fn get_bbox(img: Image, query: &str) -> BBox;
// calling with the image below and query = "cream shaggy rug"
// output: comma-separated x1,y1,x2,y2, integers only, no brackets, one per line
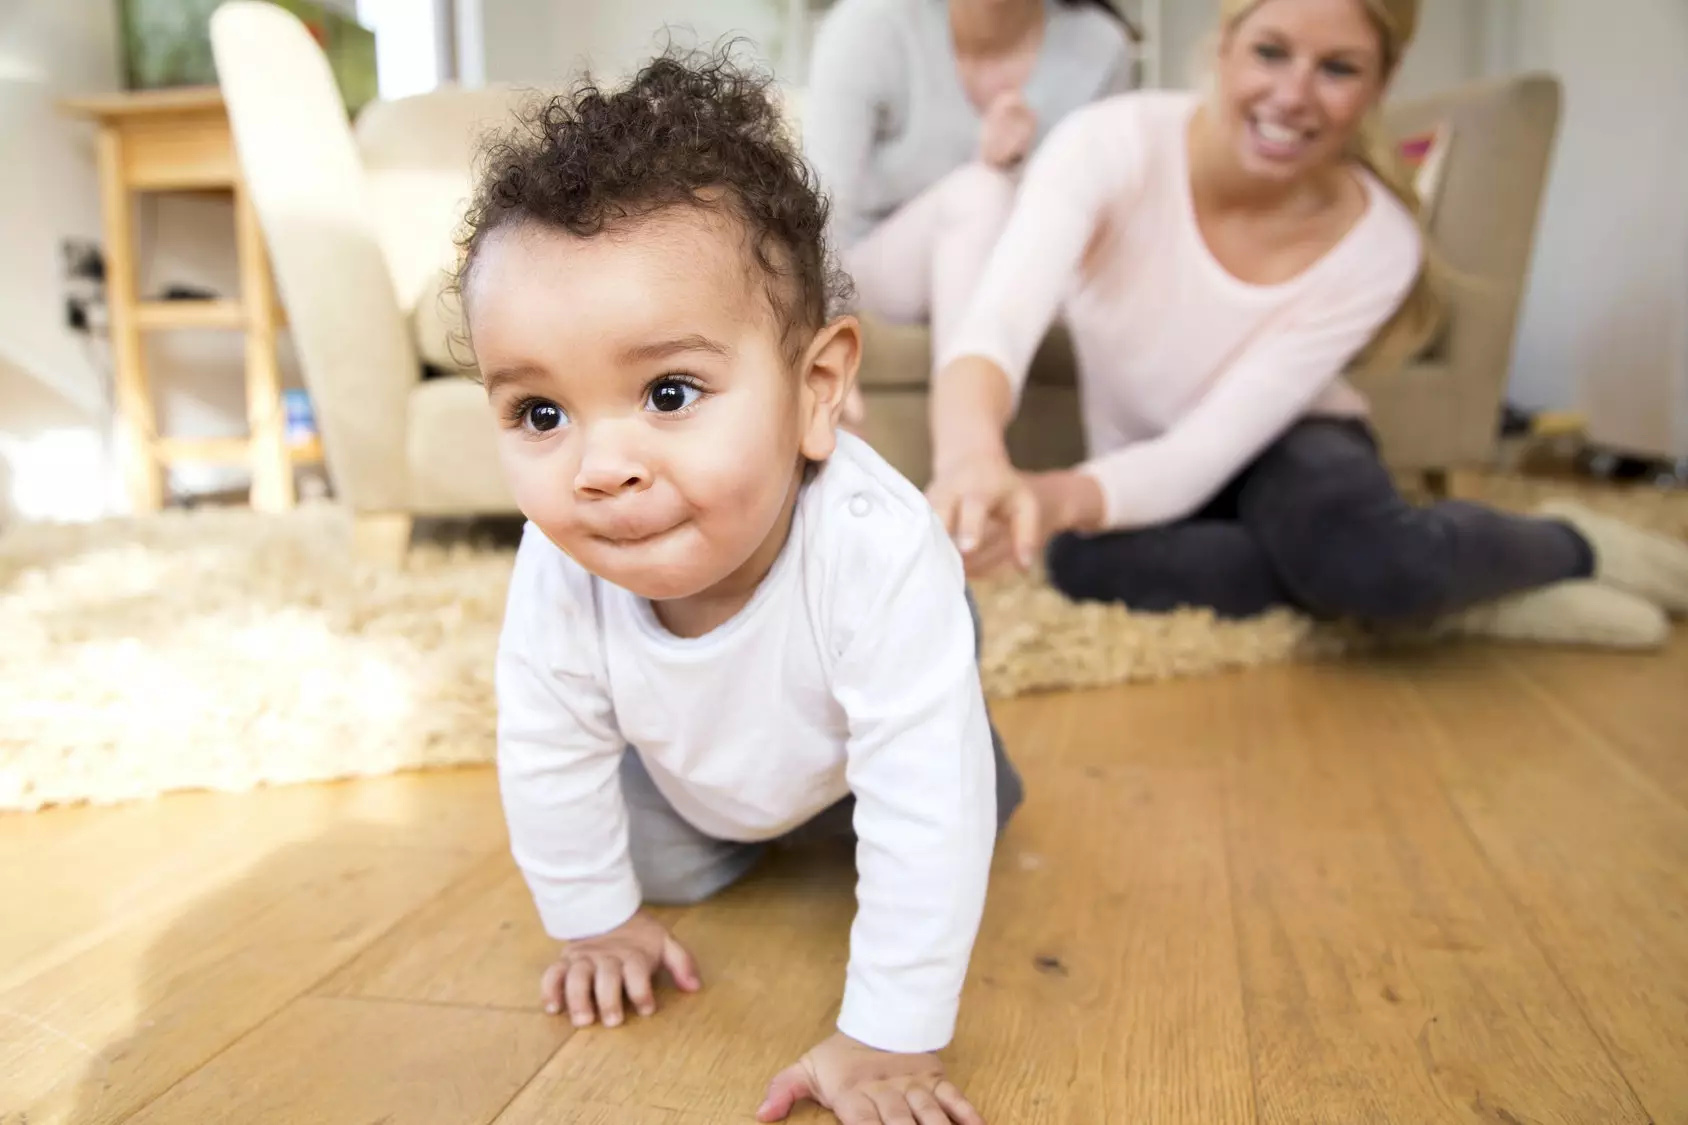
3,477,1684,813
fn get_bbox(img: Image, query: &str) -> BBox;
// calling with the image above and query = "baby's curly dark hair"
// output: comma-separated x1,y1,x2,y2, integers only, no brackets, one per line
456,46,850,358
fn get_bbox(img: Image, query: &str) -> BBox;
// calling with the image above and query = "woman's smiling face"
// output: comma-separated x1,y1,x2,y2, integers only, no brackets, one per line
1213,0,1390,186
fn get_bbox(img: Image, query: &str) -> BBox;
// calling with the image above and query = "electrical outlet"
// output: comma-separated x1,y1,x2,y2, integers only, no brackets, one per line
60,238,107,337
60,238,105,283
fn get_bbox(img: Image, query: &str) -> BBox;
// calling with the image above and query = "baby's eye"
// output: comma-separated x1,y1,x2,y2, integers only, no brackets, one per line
646,377,703,414
521,400,567,433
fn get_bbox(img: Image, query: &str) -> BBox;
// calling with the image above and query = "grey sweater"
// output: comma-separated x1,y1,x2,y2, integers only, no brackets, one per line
803,0,1135,246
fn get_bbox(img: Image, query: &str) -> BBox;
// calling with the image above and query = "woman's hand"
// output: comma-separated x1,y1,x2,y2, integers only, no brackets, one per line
926,451,1042,574
757,1031,986,1124
944,468,1107,578
978,89,1036,170
926,354,1033,573
539,910,701,1028
1026,468,1106,544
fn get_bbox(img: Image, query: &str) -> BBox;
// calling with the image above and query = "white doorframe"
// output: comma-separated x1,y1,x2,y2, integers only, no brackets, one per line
455,0,485,87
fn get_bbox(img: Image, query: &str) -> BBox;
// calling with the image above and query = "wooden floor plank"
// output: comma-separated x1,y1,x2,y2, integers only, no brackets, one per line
122,995,568,1125
315,847,687,1011
0,811,505,1124
0,770,507,995
952,687,1255,1125
1217,660,1648,1125
1500,633,1688,809
1397,646,1688,1125
314,849,561,1010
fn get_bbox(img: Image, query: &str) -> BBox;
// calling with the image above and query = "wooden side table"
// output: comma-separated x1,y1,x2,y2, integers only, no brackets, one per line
60,87,320,513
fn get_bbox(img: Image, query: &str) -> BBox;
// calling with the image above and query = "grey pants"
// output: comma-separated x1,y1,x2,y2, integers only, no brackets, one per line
1046,417,1596,623
622,594,1024,906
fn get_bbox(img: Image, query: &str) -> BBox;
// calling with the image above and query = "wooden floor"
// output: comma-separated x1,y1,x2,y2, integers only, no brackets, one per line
4,636,1686,1124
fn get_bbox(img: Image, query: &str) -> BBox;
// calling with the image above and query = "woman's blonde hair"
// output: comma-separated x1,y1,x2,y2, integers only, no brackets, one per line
1218,0,1445,374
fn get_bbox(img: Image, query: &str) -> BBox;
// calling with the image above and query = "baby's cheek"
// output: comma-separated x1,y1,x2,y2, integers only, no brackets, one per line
504,459,574,538
691,451,789,526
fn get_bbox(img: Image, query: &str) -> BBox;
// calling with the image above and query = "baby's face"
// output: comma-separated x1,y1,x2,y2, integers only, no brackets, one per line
467,208,827,601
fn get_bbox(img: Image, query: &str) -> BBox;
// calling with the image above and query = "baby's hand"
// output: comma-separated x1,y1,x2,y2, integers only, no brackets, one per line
540,910,700,1028
756,1031,986,1124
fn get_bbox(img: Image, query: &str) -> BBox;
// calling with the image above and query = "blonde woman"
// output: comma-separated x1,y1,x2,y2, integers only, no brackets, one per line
923,0,1688,641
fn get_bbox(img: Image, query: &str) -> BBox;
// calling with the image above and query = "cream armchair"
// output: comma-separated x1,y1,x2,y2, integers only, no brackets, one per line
210,1,534,557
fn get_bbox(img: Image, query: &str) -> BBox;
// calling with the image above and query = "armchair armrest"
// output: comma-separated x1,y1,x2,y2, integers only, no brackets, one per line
211,1,417,514
1359,73,1562,471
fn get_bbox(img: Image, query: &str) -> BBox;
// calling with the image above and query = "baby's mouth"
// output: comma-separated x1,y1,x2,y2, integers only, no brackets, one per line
587,519,683,547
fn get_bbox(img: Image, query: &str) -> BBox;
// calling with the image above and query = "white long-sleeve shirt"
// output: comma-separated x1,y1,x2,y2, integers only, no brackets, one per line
938,90,1424,531
495,432,999,1054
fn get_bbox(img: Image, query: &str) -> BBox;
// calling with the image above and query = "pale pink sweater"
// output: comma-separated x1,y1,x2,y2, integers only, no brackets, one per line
939,91,1424,531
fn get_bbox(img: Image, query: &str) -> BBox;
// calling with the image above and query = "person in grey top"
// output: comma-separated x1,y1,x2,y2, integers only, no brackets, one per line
802,0,1134,418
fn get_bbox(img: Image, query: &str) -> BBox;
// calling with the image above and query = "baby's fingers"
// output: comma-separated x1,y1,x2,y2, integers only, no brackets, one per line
906,1087,954,1125
865,1087,919,1125
564,957,597,1027
661,935,702,992
539,960,568,1015
933,1080,986,1125
594,957,626,1027
623,956,657,1018
835,1090,887,1125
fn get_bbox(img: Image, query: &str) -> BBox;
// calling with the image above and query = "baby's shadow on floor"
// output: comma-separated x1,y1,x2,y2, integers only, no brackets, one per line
67,819,470,1124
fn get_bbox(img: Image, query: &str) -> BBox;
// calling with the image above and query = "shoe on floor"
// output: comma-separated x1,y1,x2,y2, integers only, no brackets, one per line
1436,580,1669,650
1538,499,1688,616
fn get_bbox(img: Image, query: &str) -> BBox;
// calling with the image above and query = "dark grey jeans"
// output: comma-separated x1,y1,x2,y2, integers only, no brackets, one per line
1047,417,1595,623
622,592,1023,906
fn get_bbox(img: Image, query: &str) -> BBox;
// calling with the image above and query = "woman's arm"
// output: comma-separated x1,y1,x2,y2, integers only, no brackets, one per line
930,108,1119,428
927,102,1140,560
1077,242,1421,530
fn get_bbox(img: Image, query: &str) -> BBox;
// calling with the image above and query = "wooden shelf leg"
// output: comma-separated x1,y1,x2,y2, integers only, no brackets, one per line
96,125,164,513
234,182,294,513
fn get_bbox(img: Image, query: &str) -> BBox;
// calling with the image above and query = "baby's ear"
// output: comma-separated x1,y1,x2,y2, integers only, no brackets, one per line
797,315,861,462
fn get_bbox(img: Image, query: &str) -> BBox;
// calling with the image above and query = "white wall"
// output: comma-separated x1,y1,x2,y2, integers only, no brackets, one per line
0,3,117,417
474,0,787,87
0,1,309,520
0,1,123,519
477,0,571,85
1389,0,1483,104
357,0,453,98
1507,0,1687,457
